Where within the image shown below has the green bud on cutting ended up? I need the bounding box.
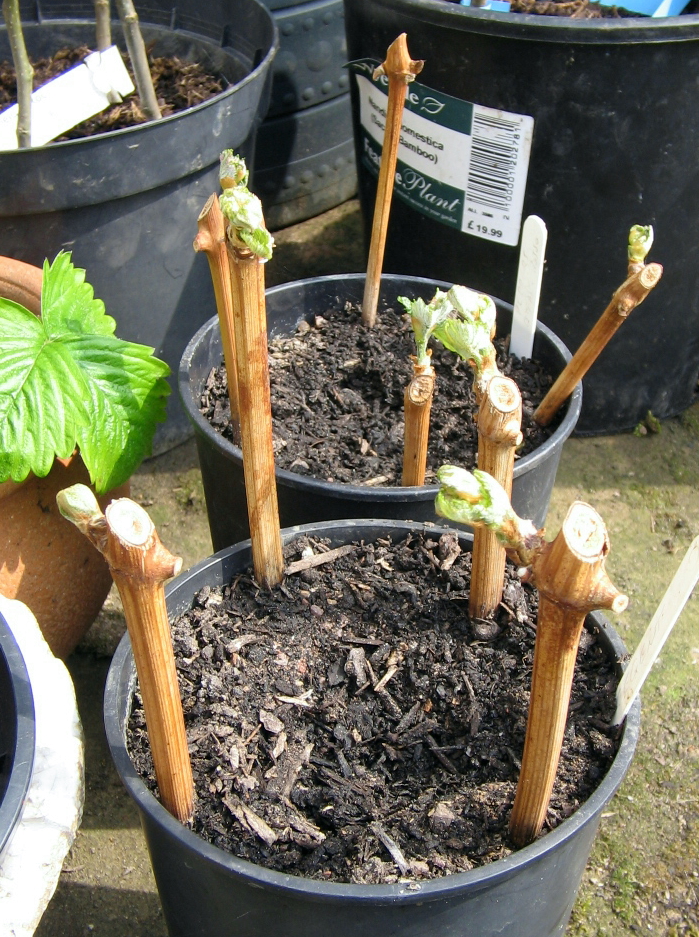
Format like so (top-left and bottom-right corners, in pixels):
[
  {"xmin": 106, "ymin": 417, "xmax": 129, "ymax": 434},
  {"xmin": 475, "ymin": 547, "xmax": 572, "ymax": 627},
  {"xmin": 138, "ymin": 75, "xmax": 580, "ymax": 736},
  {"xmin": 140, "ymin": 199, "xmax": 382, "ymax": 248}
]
[
  {"xmin": 219, "ymin": 150, "xmax": 249, "ymax": 190},
  {"xmin": 432, "ymin": 285, "xmax": 498, "ymax": 382},
  {"xmin": 218, "ymin": 152, "xmax": 274, "ymax": 261},
  {"xmin": 398, "ymin": 290, "xmax": 451, "ymax": 366},
  {"xmin": 628, "ymin": 224, "xmax": 654, "ymax": 265},
  {"xmin": 435, "ymin": 465, "xmax": 543, "ymax": 566},
  {"xmin": 435, "ymin": 465, "xmax": 516, "ymax": 536}
]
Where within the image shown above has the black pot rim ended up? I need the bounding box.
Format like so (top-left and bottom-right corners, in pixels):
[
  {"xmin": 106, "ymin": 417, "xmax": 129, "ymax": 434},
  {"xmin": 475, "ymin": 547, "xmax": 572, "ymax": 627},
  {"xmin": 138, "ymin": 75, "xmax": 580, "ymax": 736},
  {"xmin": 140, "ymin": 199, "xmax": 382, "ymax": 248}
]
[
  {"xmin": 0, "ymin": 611, "xmax": 35, "ymax": 859},
  {"xmin": 105, "ymin": 517, "xmax": 639, "ymax": 906},
  {"xmin": 179, "ymin": 272, "xmax": 582, "ymax": 506},
  {"xmin": 0, "ymin": 7, "xmax": 278, "ymax": 154},
  {"xmin": 350, "ymin": 0, "xmax": 699, "ymax": 44}
]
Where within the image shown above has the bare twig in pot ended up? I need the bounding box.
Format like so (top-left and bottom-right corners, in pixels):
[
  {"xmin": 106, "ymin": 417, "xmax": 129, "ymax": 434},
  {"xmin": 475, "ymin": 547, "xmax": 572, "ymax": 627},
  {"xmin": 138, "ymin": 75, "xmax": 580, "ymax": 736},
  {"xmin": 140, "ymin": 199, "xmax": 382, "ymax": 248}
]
[
  {"xmin": 434, "ymin": 286, "xmax": 523, "ymax": 617},
  {"xmin": 57, "ymin": 484, "xmax": 193, "ymax": 822},
  {"xmin": 435, "ymin": 466, "xmax": 628, "ymax": 847},
  {"xmin": 534, "ymin": 225, "xmax": 662, "ymax": 426},
  {"xmin": 113, "ymin": 0, "xmax": 161, "ymax": 120},
  {"xmin": 362, "ymin": 35, "xmax": 423, "ymax": 328},
  {"xmin": 218, "ymin": 151, "xmax": 283, "ymax": 589},
  {"xmin": 194, "ymin": 191, "xmax": 241, "ymax": 439},
  {"xmin": 2, "ymin": 0, "xmax": 33, "ymax": 147}
]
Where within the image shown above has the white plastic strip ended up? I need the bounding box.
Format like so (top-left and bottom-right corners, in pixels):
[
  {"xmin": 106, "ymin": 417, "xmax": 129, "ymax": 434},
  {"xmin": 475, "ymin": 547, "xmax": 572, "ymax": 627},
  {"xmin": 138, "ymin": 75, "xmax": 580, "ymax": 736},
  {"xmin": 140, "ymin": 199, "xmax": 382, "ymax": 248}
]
[
  {"xmin": 0, "ymin": 45, "xmax": 134, "ymax": 151},
  {"xmin": 510, "ymin": 215, "xmax": 547, "ymax": 359}
]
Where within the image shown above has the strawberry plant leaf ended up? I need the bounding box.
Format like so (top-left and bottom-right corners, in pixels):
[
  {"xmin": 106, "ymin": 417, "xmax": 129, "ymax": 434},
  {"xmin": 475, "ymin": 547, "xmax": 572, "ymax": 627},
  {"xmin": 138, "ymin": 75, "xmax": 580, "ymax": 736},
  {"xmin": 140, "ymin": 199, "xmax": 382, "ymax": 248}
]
[{"xmin": 0, "ymin": 253, "xmax": 170, "ymax": 493}]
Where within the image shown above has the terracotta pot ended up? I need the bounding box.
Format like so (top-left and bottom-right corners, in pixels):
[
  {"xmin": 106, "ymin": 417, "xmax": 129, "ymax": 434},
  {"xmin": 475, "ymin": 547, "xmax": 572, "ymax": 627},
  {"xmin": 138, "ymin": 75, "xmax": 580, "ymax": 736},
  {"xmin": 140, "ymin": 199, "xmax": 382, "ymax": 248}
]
[{"xmin": 0, "ymin": 257, "xmax": 128, "ymax": 659}]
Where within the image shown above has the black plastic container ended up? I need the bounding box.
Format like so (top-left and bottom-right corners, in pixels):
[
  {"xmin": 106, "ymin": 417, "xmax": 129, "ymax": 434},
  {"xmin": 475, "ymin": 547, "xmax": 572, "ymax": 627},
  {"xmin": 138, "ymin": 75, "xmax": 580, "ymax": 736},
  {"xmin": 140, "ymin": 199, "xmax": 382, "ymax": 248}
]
[
  {"xmin": 344, "ymin": 0, "xmax": 699, "ymax": 434},
  {"xmin": 1, "ymin": 0, "xmax": 277, "ymax": 452},
  {"xmin": 104, "ymin": 518, "xmax": 640, "ymax": 937},
  {"xmin": 251, "ymin": 0, "xmax": 357, "ymax": 227},
  {"xmin": 0, "ymin": 612, "xmax": 35, "ymax": 862},
  {"xmin": 179, "ymin": 273, "xmax": 581, "ymax": 551},
  {"xmin": 255, "ymin": 93, "xmax": 357, "ymax": 229}
]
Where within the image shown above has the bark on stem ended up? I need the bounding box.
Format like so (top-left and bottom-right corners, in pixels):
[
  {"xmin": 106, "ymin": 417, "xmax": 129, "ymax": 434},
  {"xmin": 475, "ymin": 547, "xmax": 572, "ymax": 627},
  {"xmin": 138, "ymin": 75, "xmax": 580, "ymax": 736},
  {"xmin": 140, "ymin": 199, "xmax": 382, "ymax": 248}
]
[
  {"xmin": 94, "ymin": 0, "xmax": 112, "ymax": 50},
  {"xmin": 3, "ymin": 0, "xmax": 33, "ymax": 148},
  {"xmin": 194, "ymin": 194, "xmax": 241, "ymax": 438},
  {"xmin": 469, "ymin": 376, "xmax": 523, "ymax": 620},
  {"xmin": 114, "ymin": 0, "xmax": 161, "ymax": 120},
  {"xmin": 362, "ymin": 34, "xmax": 423, "ymax": 328},
  {"xmin": 226, "ymin": 239, "xmax": 284, "ymax": 588},
  {"xmin": 402, "ymin": 357, "xmax": 435, "ymax": 487},
  {"xmin": 509, "ymin": 501, "xmax": 628, "ymax": 846},
  {"xmin": 534, "ymin": 262, "xmax": 663, "ymax": 427},
  {"xmin": 57, "ymin": 487, "xmax": 193, "ymax": 823}
]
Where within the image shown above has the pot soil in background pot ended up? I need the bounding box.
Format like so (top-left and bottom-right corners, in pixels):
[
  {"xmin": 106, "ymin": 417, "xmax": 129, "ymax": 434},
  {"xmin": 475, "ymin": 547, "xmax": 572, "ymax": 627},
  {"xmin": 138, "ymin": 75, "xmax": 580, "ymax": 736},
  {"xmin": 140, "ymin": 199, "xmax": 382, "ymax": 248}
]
[
  {"xmin": 344, "ymin": 0, "xmax": 699, "ymax": 434},
  {"xmin": 179, "ymin": 273, "xmax": 581, "ymax": 551},
  {"xmin": 0, "ymin": 0, "xmax": 277, "ymax": 452},
  {"xmin": 0, "ymin": 611, "xmax": 34, "ymax": 864},
  {"xmin": 104, "ymin": 517, "xmax": 640, "ymax": 937}
]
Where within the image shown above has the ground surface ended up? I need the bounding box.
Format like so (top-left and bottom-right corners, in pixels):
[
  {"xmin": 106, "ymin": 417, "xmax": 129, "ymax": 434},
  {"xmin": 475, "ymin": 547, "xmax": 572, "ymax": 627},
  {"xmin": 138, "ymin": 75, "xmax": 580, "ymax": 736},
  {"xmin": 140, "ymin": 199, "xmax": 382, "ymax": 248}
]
[{"xmin": 34, "ymin": 200, "xmax": 699, "ymax": 936}]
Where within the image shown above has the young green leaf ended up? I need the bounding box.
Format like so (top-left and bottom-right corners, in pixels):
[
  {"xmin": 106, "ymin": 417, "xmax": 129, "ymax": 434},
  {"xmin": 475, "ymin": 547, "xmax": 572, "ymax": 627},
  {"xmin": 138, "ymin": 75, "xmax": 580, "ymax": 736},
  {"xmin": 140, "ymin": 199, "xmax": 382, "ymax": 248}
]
[
  {"xmin": 435, "ymin": 464, "xmax": 542, "ymax": 565},
  {"xmin": 218, "ymin": 151, "xmax": 274, "ymax": 261},
  {"xmin": 398, "ymin": 290, "xmax": 451, "ymax": 365},
  {"xmin": 432, "ymin": 285, "xmax": 498, "ymax": 385},
  {"xmin": 0, "ymin": 252, "xmax": 170, "ymax": 494}
]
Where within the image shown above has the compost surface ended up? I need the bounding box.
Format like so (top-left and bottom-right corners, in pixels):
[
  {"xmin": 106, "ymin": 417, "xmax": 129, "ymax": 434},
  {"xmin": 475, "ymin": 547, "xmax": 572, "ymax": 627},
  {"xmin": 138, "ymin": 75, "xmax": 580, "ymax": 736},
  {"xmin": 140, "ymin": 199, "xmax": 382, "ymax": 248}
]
[
  {"xmin": 128, "ymin": 529, "xmax": 620, "ymax": 884},
  {"xmin": 200, "ymin": 301, "xmax": 562, "ymax": 486},
  {"xmin": 0, "ymin": 46, "xmax": 224, "ymax": 138}
]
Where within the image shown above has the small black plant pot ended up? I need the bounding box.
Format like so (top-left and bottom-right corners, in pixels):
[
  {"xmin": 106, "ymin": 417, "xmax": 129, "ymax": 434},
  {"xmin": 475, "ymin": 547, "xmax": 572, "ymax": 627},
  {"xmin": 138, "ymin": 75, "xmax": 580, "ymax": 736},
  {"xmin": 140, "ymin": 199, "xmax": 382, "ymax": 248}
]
[
  {"xmin": 0, "ymin": 612, "xmax": 35, "ymax": 862},
  {"xmin": 104, "ymin": 518, "xmax": 640, "ymax": 937},
  {"xmin": 179, "ymin": 273, "xmax": 581, "ymax": 551}
]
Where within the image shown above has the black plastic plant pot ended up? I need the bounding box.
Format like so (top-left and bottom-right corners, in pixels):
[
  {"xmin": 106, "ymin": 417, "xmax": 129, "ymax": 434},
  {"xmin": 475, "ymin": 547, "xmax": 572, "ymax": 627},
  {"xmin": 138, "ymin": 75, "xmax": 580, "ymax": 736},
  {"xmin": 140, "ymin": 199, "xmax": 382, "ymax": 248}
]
[
  {"xmin": 1, "ymin": 0, "xmax": 278, "ymax": 452},
  {"xmin": 179, "ymin": 273, "xmax": 581, "ymax": 551},
  {"xmin": 343, "ymin": 0, "xmax": 699, "ymax": 434},
  {"xmin": 0, "ymin": 612, "xmax": 35, "ymax": 862},
  {"xmin": 104, "ymin": 518, "xmax": 641, "ymax": 937}
]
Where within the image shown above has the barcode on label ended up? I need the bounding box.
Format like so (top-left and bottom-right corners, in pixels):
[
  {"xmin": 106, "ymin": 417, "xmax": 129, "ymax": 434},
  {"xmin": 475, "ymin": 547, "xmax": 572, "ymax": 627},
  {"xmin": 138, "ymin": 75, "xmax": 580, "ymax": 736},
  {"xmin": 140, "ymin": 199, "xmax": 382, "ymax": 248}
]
[{"xmin": 466, "ymin": 111, "xmax": 522, "ymax": 212}]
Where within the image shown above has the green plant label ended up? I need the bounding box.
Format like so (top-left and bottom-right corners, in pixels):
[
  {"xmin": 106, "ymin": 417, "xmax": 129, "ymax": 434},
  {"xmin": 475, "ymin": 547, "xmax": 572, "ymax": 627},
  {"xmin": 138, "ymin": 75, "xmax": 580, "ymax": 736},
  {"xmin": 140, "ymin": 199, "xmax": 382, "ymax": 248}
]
[{"xmin": 351, "ymin": 60, "xmax": 534, "ymax": 247}]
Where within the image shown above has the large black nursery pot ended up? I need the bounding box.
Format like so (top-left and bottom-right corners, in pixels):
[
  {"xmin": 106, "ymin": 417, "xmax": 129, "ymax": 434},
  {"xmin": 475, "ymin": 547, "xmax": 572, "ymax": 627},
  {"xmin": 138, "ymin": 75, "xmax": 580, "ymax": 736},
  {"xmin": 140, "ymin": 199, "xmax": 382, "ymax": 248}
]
[
  {"xmin": 0, "ymin": 612, "xmax": 35, "ymax": 863},
  {"xmin": 343, "ymin": 0, "xmax": 699, "ymax": 434},
  {"xmin": 104, "ymin": 518, "xmax": 641, "ymax": 937},
  {"xmin": 1, "ymin": 0, "xmax": 277, "ymax": 452},
  {"xmin": 179, "ymin": 273, "xmax": 581, "ymax": 551}
]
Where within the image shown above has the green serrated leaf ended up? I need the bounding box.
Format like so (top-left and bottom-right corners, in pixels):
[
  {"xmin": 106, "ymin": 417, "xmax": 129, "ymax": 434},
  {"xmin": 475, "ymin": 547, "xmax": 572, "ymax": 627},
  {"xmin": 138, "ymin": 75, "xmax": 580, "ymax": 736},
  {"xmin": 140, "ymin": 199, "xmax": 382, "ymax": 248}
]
[
  {"xmin": 0, "ymin": 253, "xmax": 170, "ymax": 493},
  {"xmin": 68, "ymin": 334, "xmax": 170, "ymax": 492},
  {"xmin": 41, "ymin": 252, "xmax": 116, "ymax": 337}
]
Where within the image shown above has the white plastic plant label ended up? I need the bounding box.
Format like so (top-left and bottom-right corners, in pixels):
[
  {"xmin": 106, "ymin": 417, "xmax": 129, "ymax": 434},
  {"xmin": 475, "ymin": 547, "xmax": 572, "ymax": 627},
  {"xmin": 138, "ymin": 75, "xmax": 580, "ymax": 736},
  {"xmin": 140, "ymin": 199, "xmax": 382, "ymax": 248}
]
[
  {"xmin": 0, "ymin": 45, "xmax": 134, "ymax": 151},
  {"xmin": 352, "ymin": 60, "xmax": 534, "ymax": 247}
]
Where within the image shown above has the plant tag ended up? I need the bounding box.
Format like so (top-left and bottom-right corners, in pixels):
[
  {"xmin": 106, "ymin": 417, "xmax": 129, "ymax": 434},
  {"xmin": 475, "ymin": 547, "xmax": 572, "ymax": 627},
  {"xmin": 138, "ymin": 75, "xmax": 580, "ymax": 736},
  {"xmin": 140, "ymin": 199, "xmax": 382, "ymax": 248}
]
[
  {"xmin": 351, "ymin": 61, "xmax": 534, "ymax": 247},
  {"xmin": 613, "ymin": 534, "xmax": 699, "ymax": 725},
  {"xmin": 510, "ymin": 215, "xmax": 547, "ymax": 359},
  {"xmin": 0, "ymin": 46, "xmax": 134, "ymax": 151}
]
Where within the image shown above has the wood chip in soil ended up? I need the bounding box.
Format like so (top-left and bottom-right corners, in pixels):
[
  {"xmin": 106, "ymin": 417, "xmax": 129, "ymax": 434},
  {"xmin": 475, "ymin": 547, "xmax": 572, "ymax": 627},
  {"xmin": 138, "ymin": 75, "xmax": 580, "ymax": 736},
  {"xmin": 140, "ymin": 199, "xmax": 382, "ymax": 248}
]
[
  {"xmin": 127, "ymin": 530, "xmax": 621, "ymax": 885},
  {"xmin": 199, "ymin": 301, "xmax": 564, "ymax": 486}
]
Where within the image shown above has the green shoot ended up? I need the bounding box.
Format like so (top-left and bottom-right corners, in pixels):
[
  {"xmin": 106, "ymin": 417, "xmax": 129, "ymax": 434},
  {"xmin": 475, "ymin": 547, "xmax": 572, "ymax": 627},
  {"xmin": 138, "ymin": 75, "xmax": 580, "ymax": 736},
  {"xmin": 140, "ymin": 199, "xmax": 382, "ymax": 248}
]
[
  {"xmin": 398, "ymin": 290, "xmax": 451, "ymax": 366},
  {"xmin": 218, "ymin": 150, "xmax": 274, "ymax": 261},
  {"xmin": 432, "ymin": 285, "xmax": 498, "ymax": 391},
  {"xmin": 435, "ymin": 464, "xmax": 542, "ymax": 567},
  {"xmin": 628, "ymin": 225, "xmax": 653, "ymax": 265}
]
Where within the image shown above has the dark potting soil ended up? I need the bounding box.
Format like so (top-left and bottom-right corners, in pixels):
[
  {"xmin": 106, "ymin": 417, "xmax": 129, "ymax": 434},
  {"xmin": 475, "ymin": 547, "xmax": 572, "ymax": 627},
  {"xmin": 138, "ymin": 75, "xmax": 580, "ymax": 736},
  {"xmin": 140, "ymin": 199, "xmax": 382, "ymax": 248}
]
[
  {"xmin": 200, "ymin": 302, "xmax": 562, "ymax": 486},
  {"xmin": 0, "ymin": 46, "xmax": 224, "ymax": 139},
  {"xmin": 127, "ymin": 530, "xmax": 621, "ymax": 884}
]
